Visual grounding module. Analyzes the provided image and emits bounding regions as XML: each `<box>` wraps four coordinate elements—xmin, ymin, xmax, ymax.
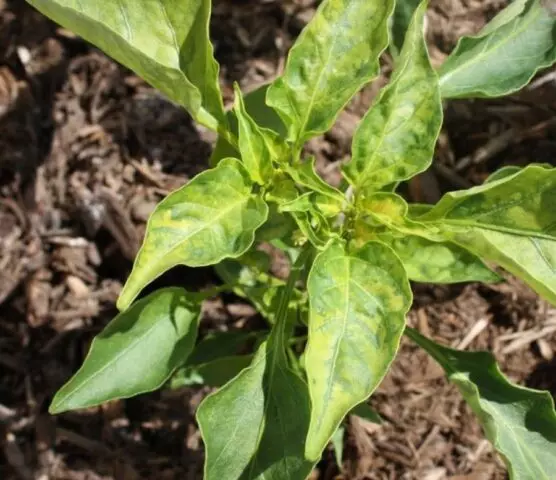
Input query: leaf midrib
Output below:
<box><xmin>436</xmin><ymin>218</ymin><xmax>556</xmax><ymax>241</ymax></box>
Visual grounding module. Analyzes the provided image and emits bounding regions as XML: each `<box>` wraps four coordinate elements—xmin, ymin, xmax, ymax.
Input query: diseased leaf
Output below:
<box><xmin>118</xmin><ymin>159</ymin><xmax>268</xmax><ymax>310</ymax></box>
<box><xmin>357</xmin><ymin>192</ymin><xmax>411</xmax><ymax>228</ymax></box>
<box><xmin>449</xmin><ymin>230</ymin><xmax>556</xmax><ymax>305</ymax></box>
<box><xmin>439</xmin><ymin>0</ymin><xmax>556</xmax><ymax>98</ymax></box>
<box><xmin>305</xmin><ymin>241</ymin><xmax>411</xmax><ymax>459</ymax></box>
<box><xmin>197</xmin><ymin>250</ymin><xmax>315</xmax><ymax>480</ymax></box>
<box><xmin>417</xmin><ymin>166</ymin><xmax>556</xmax><ymax>302</ymax></box>
<box><xmin>420</xmin><ymin>165</ymin><xmax>556</xmax><ymax>239</ymax></box>
<box><xmin>234</xmin><ymin>84</ymin><xmax>275</xmax><ymax>185</ymax></box>
<box><xmin>266</xmin><ymin>0</ymin><xmax>394</xmax><ymax>146</ymax></box>
<box><xmin>27</xmin><ymin>0</ymin><xmax>225</xmax><ymax>129</ymax></box>
<box><xmin>345</xmin><ymin>1</ymin><xmax>442</xmax><ymax>190</ymax></box>
<box><xmin>379</xmin><ymin>234</ymin><xmax>501</xmax><ymax>284</ymax></box>
<box><xmin>406</xmin><ymin>327</ymin><xmax>556</xmax><ymax>480</ymax></box>
<box><xmin>50</xmin><ymin>288</ymin><xmax>200</xmax><ymax>413</ymax></box>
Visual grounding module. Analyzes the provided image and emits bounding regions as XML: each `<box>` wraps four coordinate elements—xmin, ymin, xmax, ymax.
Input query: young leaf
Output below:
<box><xmin>439</xmin><ymin>0</ymin><xmax>556</xmax><ymax>99</ymax></box>
<box><xmin>406</xmin><ymin>327</ymin><xmax>556</xmax><ymax>479</ymax></box>
<box><xmin>197</xmin><ymin>250</ymin><xmax>315</xmax><ymax>480</ymax></box>
<box><xmin>266</xmin><ymin>0</ymin><xmax>394</xmax><ymax>146</ymax></box>
<box><xmin>283</xmin><ymin>157</ymin><xmax>345</xmax><ymax>205</ymax></box>
<box><xmin>330</xmin><ymin>425</ymin><xmax>345</xmax><ymax>469</ymax></box>
<box><xmin>234</xmin><ymin>84</ymin><xmax>278</xmax><ymax>185</ymax></box>
<box><xmin>389</xmin><ymin>0</ymin><xmax>422</xmax><ymax>58</ymax></box>
<box><xmin>50</xmin><ymin>288</ymin><xmax>200</xmax><ymax>414</ymax></box>
<box><xmin>118</xmin><ymin>159</ymin><xmax>268</xmax><ymax>310</ymax></box>
<box><xmin>345</xmin><ymin>1</ymin><xmax>442</xmax><ymax>190</ymax></box>
<box><xmin>379</xmin><ymin>234</ymin><xmax>501</xmax><ymax>284</ymax></box>
<box><xmin>305</xmin><ymin>241</ymin><xmax>412</xmax><ymax>460</ymax></box>
<box><xmin>209</xmin><ymin>83</ymin><xmax>287</xmax><ymax>167</ymax></box>
<box><xmin>28</xmin><ymin>0</ymin><xmax>225</xmax><ymax>129</ymax></box>
<box><xmin>418</xmin><ymin>166</ymin><xmax>556</xmax><ymax>302</ymax></box>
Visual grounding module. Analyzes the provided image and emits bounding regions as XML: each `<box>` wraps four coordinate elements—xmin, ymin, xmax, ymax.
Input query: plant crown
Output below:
<box><xmin>28</xmin><ymin>0</ymin><xmax>556</xmax><ymax>478</ymax></box>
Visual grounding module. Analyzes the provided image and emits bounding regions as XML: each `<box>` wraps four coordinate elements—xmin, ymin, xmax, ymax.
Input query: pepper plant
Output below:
<box><xmin>28</xmin><ymin>0</ymin><xmax>556</xmax><ymax>478</ymax></box>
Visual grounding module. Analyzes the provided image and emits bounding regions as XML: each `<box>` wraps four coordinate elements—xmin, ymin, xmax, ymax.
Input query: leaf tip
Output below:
<box><xmin>48</xmin><ymin>392</ymin><xmax>69</xmax><ymax>415</ymax></box>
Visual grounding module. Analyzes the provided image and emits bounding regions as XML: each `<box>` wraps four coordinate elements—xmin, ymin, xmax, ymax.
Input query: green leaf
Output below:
<box><xmin>278</xmin><ymin>192</ymin><xmax>315</xmax><ymax>214</ymax></box>
<box><xmin>418</xmin><ymin>165</ymin><xmax>556</xmax><ymax>302</ymax></box>
<box><xmin>389</xmin><ymin>0</ymin><xmax>422</xmax><ymax>57</ymax></box>
<box><xmin>439</xmin><ymin>0</ymin><xmax>556</xmax><ymax>98</ymax></box>
<box><xmin>345</xmin><ymin>1</ymin><xmax>442</xmax><ymax>190</ymax></box>
<box><xmin>234</xmin><ymin>84</ymin><xmax>280</xmax><ymax>185</ymax></box>
<box><xmin>118</xmin><ymin>159</ymin><xmax>268</xmax><ymax>310</ymax></box>
<box><xmin>255</xmin><ymin>204</ymin><xmax>297</xmax><ymax>243</ymax></box>
<box><xmin>379</xmin><ymin>234</ymin><xmax>501</xmax><ymax>284</ymax></box>
<box><xmin>291</xmin><ymin>211</ymin><xmax>331</xmax><ymax>248</ymax></box>
<box><xmin>169</xmin><ymin>330</ymin><xmax>259</xmax><ymax>388</ymax></box>
<box><xmin>350</xmin><ymin>402</ymin><xmax>383</xmax><ymax>424</ymax></box>
<box><xmin>305</xmin><ymin>241</ymin><xmax>411</xmax><ymax>459</ymax></box>
<box><xmin>485</xmin><ymin>165</ymin><xmax>523</xmax><ymax>183</ymax></box>
<box><xmin>406</xmin><ymin>327</ymin><xmax>556</xmax><ymax>480</ymax></box>
<box><xmin>27</xmin><ymin>0</ymin><xmax>225</xmax><ymax>129</ymax></box>
<box><xmin>485</xmin><ymin>164</ymin><xmax>551</xmax><ymax>184</ymax></box>
<box><xmin>187</xmin><ymin>330</ymin><xmax>258</xmax><ymax>366</ymax></box>
<box><xmin>283</xmin><ymin>157</ymin><xmax>344</xmax><ymax>204</ymax></box>
<box><xmin>266</xmin><ymin>0</ymin><xmax>394</xmax><ymax>146</ymax></box>
<box><xmin>197</xmin><ymin>249</ymin><xmax>315</xmax><ymax>480</ymax></box>
<box><xmin>330</xmin><ymin>425</ymin><xmax>345</xmax><ymax>469</ymax></box>
<box><xmin>209</xmin><ymin>83</ymin><xmax>288</xmax><ymax>167</ymax></box>
<box><xmin>170</xmin><ymin>355</ymin><xmax>253</xmax><ymax>388</ymax></box>
<box><xmin>240</xmin><ymin>83</ymin><xmax>287</xmax><ymax>138</ymax></box>
<box><xmin>50</xmin><ymin>288</ymin><xmax>200</xmax><ymax>413</ymax></box>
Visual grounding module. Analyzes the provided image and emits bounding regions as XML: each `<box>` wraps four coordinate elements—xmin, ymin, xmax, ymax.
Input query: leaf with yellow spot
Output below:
<box><xmin>118</xmin><ymin>159</ymin><xmax>268</xmax><ymax>310</ymax></box>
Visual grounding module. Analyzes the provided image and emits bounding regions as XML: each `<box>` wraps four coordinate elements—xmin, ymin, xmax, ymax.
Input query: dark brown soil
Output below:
<box><xmin>1</xmin><ymin>1</ymin><xmax>555</xmax><ymax>479</ymax></box>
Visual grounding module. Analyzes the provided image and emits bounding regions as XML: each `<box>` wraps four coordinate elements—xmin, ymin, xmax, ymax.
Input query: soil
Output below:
<box><xmin>1</xmin><ymin>1</ymin><xmax>556</xmax><ymax>479</ymax></box>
